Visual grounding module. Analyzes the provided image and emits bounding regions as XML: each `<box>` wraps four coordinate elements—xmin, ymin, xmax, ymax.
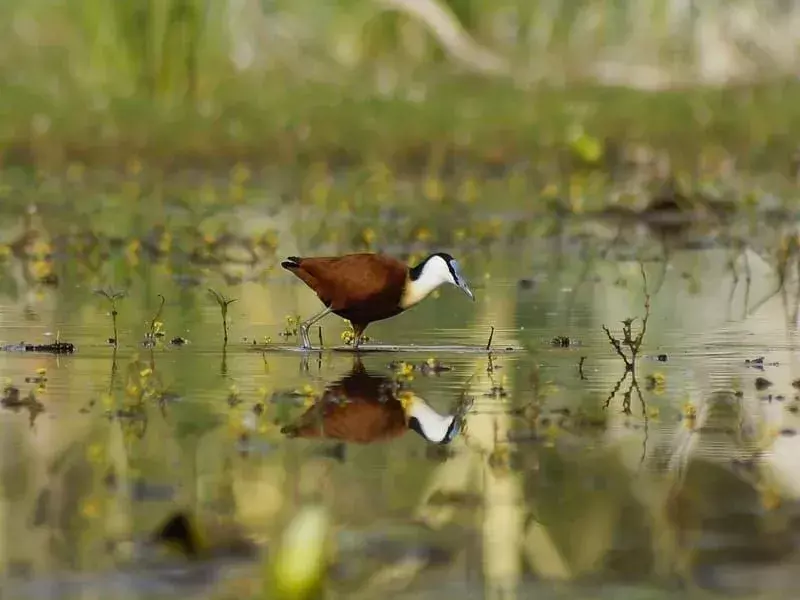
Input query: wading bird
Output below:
<box><xmin>280</xmin><ymin>360</ymin><xmax>462</xmax><ymax>444</ymax></box>
<box><xmin>281</xmin><ymin>252</ymin><xmax>474</xmax><ymax>350</ymax></box>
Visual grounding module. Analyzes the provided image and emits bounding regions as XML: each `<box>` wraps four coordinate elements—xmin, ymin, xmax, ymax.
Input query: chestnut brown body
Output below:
<box><xmin>280</xmin><ymin>363</ymin><xmax>407</xmax><ymax>443</ymax></box>
<box><xmin>281</xmin><ymin>253</ymin><xmax>410</xmax><ymax>338</ymax></box>
<box><xmin>281</xmin><ymin>251</ymin><xmax>473</xmax><ymax>349</ymax></box>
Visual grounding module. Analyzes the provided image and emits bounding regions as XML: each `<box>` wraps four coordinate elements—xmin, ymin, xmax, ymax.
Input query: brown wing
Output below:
<box><xmin>281</xmin><ymin>400</ymin><xmax>407</xmax><ymax>443</ymax></box>
<box><xmin>282</xmin><ymin>254</ymin><xmax>407</xmax><ymax>311</ymax></box>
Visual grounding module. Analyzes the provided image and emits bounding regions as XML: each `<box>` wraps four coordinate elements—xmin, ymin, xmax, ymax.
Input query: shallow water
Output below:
<box><xmin>2</xmin><ymin>177</ymin><xmax>800</xmax><ymax>599</ymax></box>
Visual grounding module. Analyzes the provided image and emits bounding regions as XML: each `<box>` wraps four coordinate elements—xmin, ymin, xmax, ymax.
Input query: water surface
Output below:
<box><xmin>2</xmin><ymin>176</ymin><xmax>800</xmax><ymax>599</ymax></box>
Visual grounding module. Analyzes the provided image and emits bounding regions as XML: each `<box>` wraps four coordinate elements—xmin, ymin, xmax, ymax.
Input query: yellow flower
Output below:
<box><xmin>158</xmin><ymin>231</ymin><xmax>172</xmax><ymax>253</ymax></box>
<box><xmin>398</xmin><ymin>390</ymin><xmax>415</xmax><ymax>411</ymax></box>
<box><xmin>125</xmin><ymin>239</ymin><xmax>140</xmax><ymax>265</ymax></box>
<box><xmin>86</xmin><ymin>443</ymin><xmax>104</xmax><ymax>463</ymax></box>
<box><xmin>30</xmin><ymin>260</ymin><xmax>53</xmax><ymax>281</ymax></box>
<box><xmin>82</xmin><ymin>498</ymin><xmax>100</xmax><ymax>519</ymax></box>
<box><xmin>127</xmin><ymin>158</ymin><xmax>142</xmax><ymax>176</ymax></box>
<box><xmin>424</xmin><ymin>177</ymin><xmax>444</xmax><ymax>201</ymax></box>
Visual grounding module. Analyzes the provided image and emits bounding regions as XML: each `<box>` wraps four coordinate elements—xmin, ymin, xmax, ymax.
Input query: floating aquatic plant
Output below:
<box><xmin>142</xmin><ymin>294</ymin><xmax>166</xmax><ymax>348</ymax></box>
<box><xmin>602</xmin><ymin>264</ymin><xmax>650</xmax><ymax>374</ymax></box>
<box><xmin>341</xmin><ymin>322</ymin><xmax>370</xmax><ymax>346</ymax></box>
<box><xmin>94</xmin><ymin>287</ymin><xmax>126</xmax><ymax>347</ymax></box>
<box><xmin>281</xmin><ymin>315</ymin><xmax>301</xmax><ymax>341</ymax></box>
<box><xmin>208</xmin><ymin>288</ymin><xmax>238</xmax><ymax>345</ymax></box>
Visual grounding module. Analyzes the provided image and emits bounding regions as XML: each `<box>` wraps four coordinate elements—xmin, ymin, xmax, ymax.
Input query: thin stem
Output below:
<box><xmin>150</xmin><ymin>294</ymin><xmax>166</xmax><ymax>337</ymax></box>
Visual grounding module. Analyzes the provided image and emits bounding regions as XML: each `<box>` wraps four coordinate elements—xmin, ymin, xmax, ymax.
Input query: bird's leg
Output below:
<box><xmin>298</xmin><ymin>307</ymin><xmax>332</xmax><ymax>350</ymax></box>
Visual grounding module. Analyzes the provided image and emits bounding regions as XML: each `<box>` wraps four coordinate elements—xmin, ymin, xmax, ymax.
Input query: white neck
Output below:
<box><xmin>406</xmin><ymin>398</ymin><xmax>455</xmax><ymax>443</ymax></box>
<box><xmin>400</xmin><ymin>261</ymin><xmax>450</xmax><ymax>309</ymax></box>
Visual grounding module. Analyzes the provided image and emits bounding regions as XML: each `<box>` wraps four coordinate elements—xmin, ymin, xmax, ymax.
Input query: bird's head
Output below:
<box><xmin>405</xmin><ymin>252</ymin><xmax>475</xmax><ymax>307</ymax></box>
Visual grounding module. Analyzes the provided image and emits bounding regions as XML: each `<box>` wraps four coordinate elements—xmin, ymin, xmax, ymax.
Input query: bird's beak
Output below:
<box><xmin>459</xmin><ymin>281</ymin><xmax>475</xmax><ymax>301</ymax></box>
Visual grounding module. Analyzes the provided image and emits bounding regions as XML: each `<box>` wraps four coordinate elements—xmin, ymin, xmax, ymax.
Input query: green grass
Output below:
<box><xmin>2</xmin><ymin>0</ymin><xmax>800</xmax><ymax>172</ymax></box>
<box><xmin>3</xmin><ymin>76</ymin><xmax>800</xmax><ymax>175</ymax></box>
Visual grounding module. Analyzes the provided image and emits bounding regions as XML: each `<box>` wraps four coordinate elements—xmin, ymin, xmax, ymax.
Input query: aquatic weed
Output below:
<box><xmin>602</xmin><ymin>263</ymin><xmax>650</xmax><ymax>374</ymax></box>
<box><xmin>208</xmin><ymin>288</ymin><xmax>238</xmax><ymax>345</ymax></box>
<box><xmin>143</xmin><ymin>294</ymin><xmax>166</xmax><ymax>347</ymax></box>
<box><xmin>94</xmin><ymin>288</ymin><xmax>126</xmax><ymax>347</ymax></box>
<box><xmin>281</xmin><ymin>314</ymin><xmax>301</xmax><ymax>341</ymax></box>
<box><xmin>342</xmin><ymin>321</ymin><xmax>370</xmax><ymax>346</ymax></box>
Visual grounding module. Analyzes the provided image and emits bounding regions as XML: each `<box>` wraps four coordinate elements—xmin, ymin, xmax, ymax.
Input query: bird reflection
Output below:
<box><xmin>280</xmin><ymin>360</ymin><xmax>460</xmax><ymax>445</ymax></box>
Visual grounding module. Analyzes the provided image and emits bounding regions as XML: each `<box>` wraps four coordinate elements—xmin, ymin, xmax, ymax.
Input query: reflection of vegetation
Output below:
<box><xmin>601</xmin><ymin>263</ymin><xmax>650</xmax><ymax>462</ymax></box>
<box><xmin>1</xmin><ymin>382</ymin><xmax>45</xmax><ymax>427</ymax></box>
<box><xmin>747</xmin><ymin>228</ymin><xmax>800</xmax><ymax>325</ymax></box>
<box><xmin>602</xmin><ymin>263</ymin><xmax>650</xmax><ymax>375</ymax></box>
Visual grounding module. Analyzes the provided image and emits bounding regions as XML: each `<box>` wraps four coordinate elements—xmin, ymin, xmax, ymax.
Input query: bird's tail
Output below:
<box><xmin>281</xmin><ymin>256</ymin><xmax>302</xmax><ymax>270</ymax></box>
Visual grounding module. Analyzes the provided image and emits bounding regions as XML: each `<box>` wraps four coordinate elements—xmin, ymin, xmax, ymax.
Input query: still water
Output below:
<box><xmin>1</xmin><ymin>178</ymin><xmax>800</xmax><ymax>599</ymax></box>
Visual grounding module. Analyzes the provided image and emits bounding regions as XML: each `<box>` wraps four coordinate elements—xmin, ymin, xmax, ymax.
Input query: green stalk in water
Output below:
<box><xmin>208</xmin><ymin>288</ymin><xmax>238</xmax><ymax>345</ymax></box>
<box><xmin>94</xmin><ymin>288</ymin><xmax>126</xmax><ymax>347</ymax></box>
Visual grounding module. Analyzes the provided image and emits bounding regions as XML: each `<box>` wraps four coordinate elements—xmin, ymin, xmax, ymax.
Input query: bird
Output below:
<box><xmin>280</xmin><ymin>360</ymin><xmax>461</xmax><ymax>444</ymax></box>
<box><xmin>281</xmin><ymin>252</ymin><xmax>475</xmax><ymax>349</ymax></box>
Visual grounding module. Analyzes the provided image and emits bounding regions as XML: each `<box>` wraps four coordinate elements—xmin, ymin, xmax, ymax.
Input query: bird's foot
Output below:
<box><xmin>299</xmin><ymin>325</ymin><xmax>313</xmax><ymax>350</ymax></box>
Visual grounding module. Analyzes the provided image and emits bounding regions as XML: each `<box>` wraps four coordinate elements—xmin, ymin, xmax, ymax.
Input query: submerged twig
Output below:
<box><xmin>601</xmin><ymin>263</ymin><xmax>650</xmax><ymax>373</ymax></box>
<box><xmin>318</xmin><ymin>326</ymin><xmax>324</xmax><ymax>349</ymax></box>
<box><xmin>208</xmin><ymin>288</ymin><xmax>238</xmax><ymax>345</ymax></box>
<box><xmin>486</xmin><ymin>326</ymin><xmax>495</xmax><ymax>352</ymax></box>
<box><xmin>578</xmin><ymin>356</ymin><xmax>587</xmax><ymax>380</ymax></box>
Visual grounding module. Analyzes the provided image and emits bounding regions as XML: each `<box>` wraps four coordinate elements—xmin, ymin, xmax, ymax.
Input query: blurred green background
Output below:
<box><xmin>2</xmin><ymin>0</ymin><xmax>800</xmax><ymax>172</ymax></box>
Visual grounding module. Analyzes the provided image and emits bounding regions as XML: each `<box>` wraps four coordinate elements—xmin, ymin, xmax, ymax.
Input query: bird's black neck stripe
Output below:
<box><xmin>408</xmin><ymin>415</ymin><xmax>459</xmax><ymax>444</ymax></box>
<box><xmin>410</xmin><ymin>253</ymin><xmax>456</xmax><ymax>282</ymax></box>
<box><xmin>442</xmin><ymin>416</ymin><xmax>459</xmax><ymax>443</ymax></box>
<box><xmin>409</xmin><ymin>262</ymin><xmax>425</xmax><ymax>281</ymax></box>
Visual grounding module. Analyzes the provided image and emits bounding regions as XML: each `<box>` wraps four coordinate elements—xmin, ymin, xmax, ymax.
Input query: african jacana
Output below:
<box><xmin>280</xmin><ymin>361</ymin><xmax>460</xmax><ymax>444</ymax></box>
<box><xmin>281</xmin><ymin>252</ymin><xmax>474</xmax><ymax>349</ymax></box>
